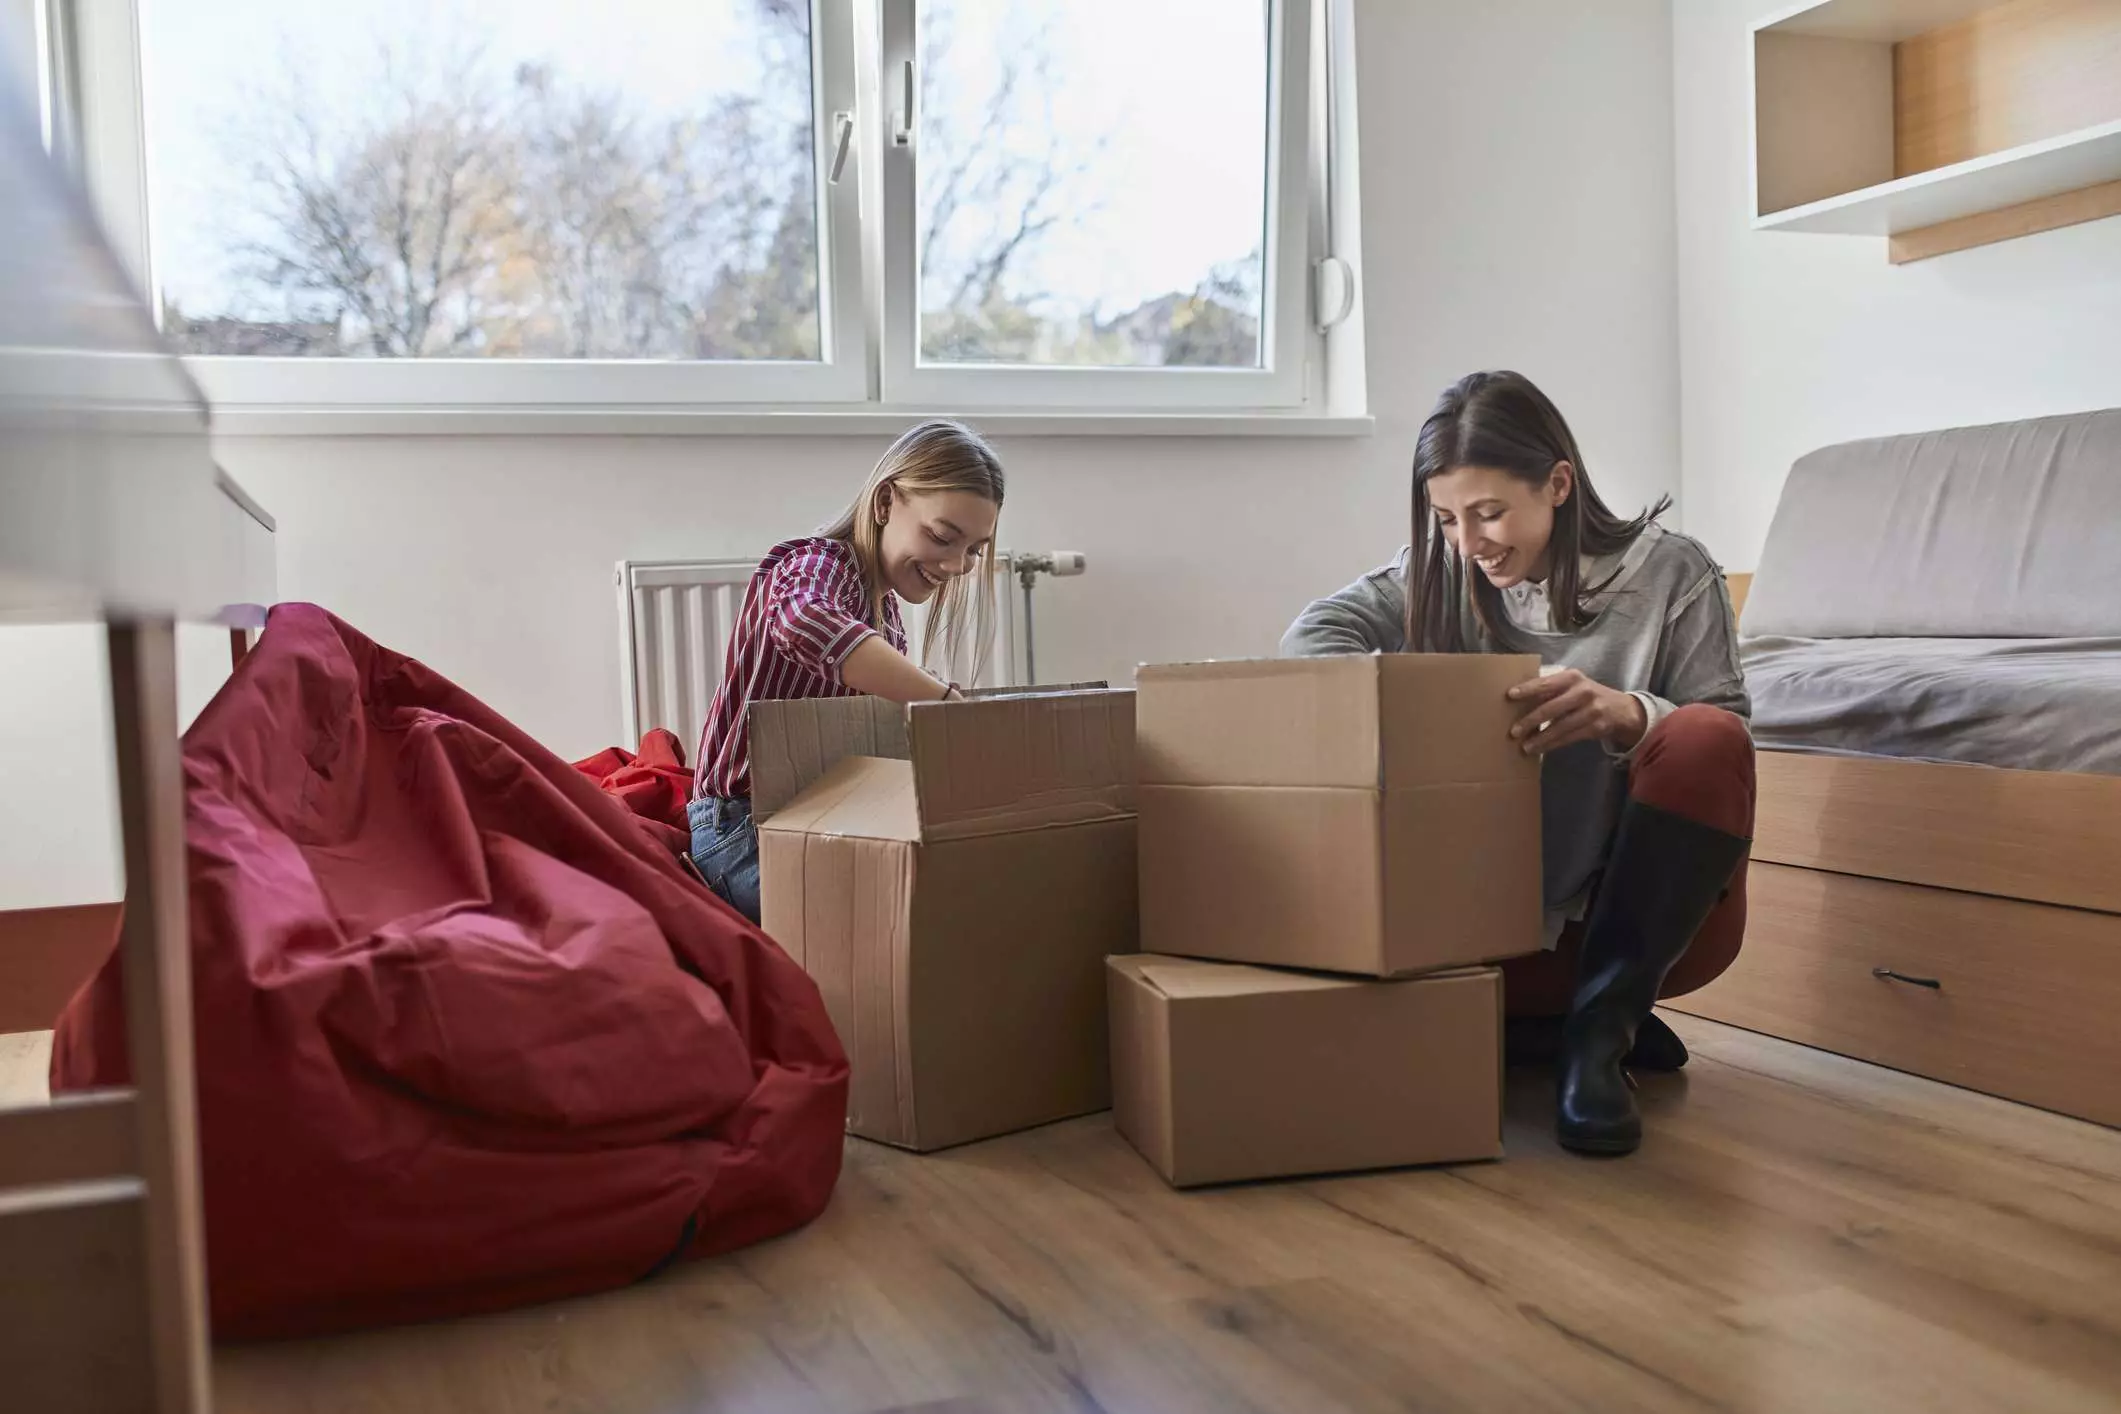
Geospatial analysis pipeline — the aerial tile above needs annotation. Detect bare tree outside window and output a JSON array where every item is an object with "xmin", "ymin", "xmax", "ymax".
[
  {"xmin": 914, "ymin": 0, "xmax": 1268, "ymax": 369},
  {"xmin": 142, "ymin": 0, "xmax": 1271, "ymax": 369}
]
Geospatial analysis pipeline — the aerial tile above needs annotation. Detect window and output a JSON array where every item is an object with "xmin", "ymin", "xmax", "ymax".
[
  {"xmin": 145, "ymin": 0, "xmax": 824, "ymax": 364},
  {"xmin": 40, "ymin": 0, "xmax": 1356, "ymax": 420},
  {"xmin": 880, "ymin": 0, "xmax": 1312, "ymax": 408}
]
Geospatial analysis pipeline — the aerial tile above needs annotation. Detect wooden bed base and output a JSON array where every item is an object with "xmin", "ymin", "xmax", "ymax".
[
  {"xmin": 1667, "ymin": 748, "xmax": 2121, "ymax": 1129},
  {"xmin": 1, "ymin": 624, "xmax": 211, "ymax": 1412}
]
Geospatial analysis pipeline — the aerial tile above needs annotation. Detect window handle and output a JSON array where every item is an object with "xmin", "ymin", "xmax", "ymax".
[
  {"xmin": 1313, "ymin": 255, "xmax": 1355, "ymax": 332},
  {"xmin": 893, "ymin": 60, "xmax": 915, "ymax": 148},
  {"xmin": 1873, "ymin": 967, "xmax": 1942, "ymax": 990},
  {"xmin": 829, "ymin": 111, "xmax": 856, "ymax": 184}
]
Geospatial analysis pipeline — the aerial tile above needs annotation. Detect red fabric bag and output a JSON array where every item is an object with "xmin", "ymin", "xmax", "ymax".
[{"xmin": 51, "ymin": 604, "xmax": 847, "ymax": 1337}]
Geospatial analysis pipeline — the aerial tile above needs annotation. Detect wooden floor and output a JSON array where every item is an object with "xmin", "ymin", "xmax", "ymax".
[{"xmin": 7, "ymin": 1016, "xmax": 2119, "ymax": 1412}]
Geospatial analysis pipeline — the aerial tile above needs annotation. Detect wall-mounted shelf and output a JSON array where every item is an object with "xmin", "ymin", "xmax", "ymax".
[{"xmin": 1751, "ymin": 0, "xmax": 2121, "ymax": 261}]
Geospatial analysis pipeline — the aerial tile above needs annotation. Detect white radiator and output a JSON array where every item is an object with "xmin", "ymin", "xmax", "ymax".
[{"xmin": 615, "ymin": 554, "xmax": 1024, "ymax": 746}]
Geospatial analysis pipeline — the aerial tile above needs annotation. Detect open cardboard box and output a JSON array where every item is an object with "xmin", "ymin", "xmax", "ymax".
[
  {"xmin": 1136, "ymin": 654, "xmax": 1544, "ymax": 978},
  {"xmin": 751, "ymin": 685, "xmax": 1137, "ymax": 1152},
  {"xmin": 1108, "ymin": 953, "xmax": 1504, "ymax": 1187}
]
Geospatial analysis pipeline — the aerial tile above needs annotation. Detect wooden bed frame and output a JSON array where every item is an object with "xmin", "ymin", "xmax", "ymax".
[
  {"xmin": 2, "ymin": 626, "xmax": 213, "ymax": 1413},
  {"xmin": 2, "ymin": 598, "xmax": 268, "ymax": 1413},
  {"xmin": 3, "ymin": 100, "xmax": 276, "ymax": 1395},
  {"xmin": 1668, "ymin": 575, "xmax": 2121, "ymax": 1129}
]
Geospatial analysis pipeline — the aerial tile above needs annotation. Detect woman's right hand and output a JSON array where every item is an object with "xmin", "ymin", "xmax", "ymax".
[{"xmin": 1505, "ymin": 668, "xmax": 1648, "ymax": 755}]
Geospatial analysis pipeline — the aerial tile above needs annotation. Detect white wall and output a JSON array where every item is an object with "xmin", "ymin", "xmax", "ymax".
[
  {"xmin": 1673, "ymin": 0, "xmax": 2121, "ymax": 570},
  {"xmin": 0, "ymin": 623, "xmax": 235, "ymax": 909},
  {"xmin": 213, "ymin": 0, "xmax": 1682, "ymax": 762},
  {"xmin": 4, "ymin": 0, "xmax": 1684, "ymax": 908}
]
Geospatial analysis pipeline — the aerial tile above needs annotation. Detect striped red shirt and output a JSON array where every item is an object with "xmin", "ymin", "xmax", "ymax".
[{"xmin": 694, "ymin": 536, "xmax": 907, "ymax": 800}]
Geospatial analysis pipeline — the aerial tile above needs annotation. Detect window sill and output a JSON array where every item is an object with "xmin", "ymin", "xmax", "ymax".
[{"xmin": 204, "ymin": 406, "xmax": 1377, "ymax": 439}]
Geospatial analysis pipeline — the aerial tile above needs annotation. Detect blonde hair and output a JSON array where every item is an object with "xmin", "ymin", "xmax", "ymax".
[{"xmin": 819, "ymin": 419, "xmax": 1006, "ymax": 682}]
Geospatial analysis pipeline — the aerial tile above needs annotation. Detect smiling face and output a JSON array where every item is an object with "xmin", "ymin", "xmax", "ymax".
[
  {"xmin": 1428, "ymin": 461, "xmax": 1575, "ymax": 589},
  {"xmin": 876, "ymin": 483, "xmax": 999, "ymax": 605}
]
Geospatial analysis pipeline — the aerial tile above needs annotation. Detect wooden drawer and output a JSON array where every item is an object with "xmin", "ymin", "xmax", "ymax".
[
  {"xmin": 1755, "ymin": 750, "xmax": 2121, "ymax": 915},
  {"xmin": 1667, "ymin": 862, "xmax": 2121, "ymax": 1128}
]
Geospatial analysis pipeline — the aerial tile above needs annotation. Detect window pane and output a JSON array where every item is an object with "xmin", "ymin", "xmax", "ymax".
[
  {"xmin": 916, "ymin": 0, "xmax": 1268, "ymax": 370},
  {"xmin": 140, "ymin": 0, "xmax": 820, "ymax": 360}
]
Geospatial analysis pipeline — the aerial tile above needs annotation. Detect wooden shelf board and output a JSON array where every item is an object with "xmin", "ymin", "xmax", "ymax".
[
  {"xmin": 1756, "ymin": 117, "xmax": 2121, "ymax": 234},
  {"xmin": 1756, "ymin": 0, "xmax": 2002, "ymax": 44}
]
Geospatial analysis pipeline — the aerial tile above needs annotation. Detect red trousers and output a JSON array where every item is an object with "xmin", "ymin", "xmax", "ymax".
[{"xmin": 1502, "ymin": 704, "xmax": 1756, "ymax": 1018}]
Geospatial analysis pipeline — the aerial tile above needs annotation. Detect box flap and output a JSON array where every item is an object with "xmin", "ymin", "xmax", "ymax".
[
  {"xmin": 1377, "ymin": 654, "xmax": 1543, "ymax": 787},
  {"xmin": 750, "ymin": 696, "xmax": 910, "ymax": 819},
  {"xmin": 1136, "ymin": 657, "xmax": 1380, "ymax": 788},
  {"xmin": 757, "ymin": 754, "xmax": 922, "ymax": 842},
  {"xmin": 906, "ymin": 689, "xmax": 1136, "ymax": 840},
  {"xmin": 965, "ymin": 680, "xmax": 1108, "ymax": 699},
  {"xmin": 1118, "ymin": 953, "xmax": 1358, "ymax": 1000},
  {"xmin": 906, "ymin": 819, "xmax": 1135, "ymax": 1150}
]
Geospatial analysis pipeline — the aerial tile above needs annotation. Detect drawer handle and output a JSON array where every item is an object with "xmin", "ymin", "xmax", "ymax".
[{"xmin": 1873, "ymin": 967, "xmax": 1941, "ymax": 990}]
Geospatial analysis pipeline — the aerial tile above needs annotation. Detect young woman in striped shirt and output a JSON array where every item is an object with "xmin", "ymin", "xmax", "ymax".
[{"xmin": 689, "ymin": 420, "xmax": 1005, "ymax": 922}]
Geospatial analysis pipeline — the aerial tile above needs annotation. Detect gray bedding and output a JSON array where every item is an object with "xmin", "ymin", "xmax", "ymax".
[{"xmin": 1744, "ymin": 636, "xmax": 2121, "ymax": 776}]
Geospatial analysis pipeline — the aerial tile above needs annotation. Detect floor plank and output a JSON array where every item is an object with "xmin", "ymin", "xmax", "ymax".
[{"xmin": 191, "ymin": 1014, "xmax": 2119, "ymax": 1414}]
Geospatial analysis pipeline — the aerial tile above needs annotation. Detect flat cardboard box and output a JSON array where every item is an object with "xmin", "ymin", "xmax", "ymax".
[
  {"xmin": 1107, "ymin": 953, "xmax": 1503, "ymax": 1187},
  {"xmin": 753, "ymin": 687, "xmax": 1138, "ymax": 1152},
  {"xmin": 1135, "ymin": 654, "xmax": 1544, "ymax": 977}
]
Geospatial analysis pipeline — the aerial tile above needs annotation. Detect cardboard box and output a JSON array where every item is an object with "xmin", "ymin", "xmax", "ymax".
[
  {"xmin": 752, "ymin": 687, "xmax": 1138, "ymax": 1152},
  {"xmin": 1135, "ymin": 654, "xmax": 1544, "ymax": 978},
  {"xmin": 1107, "ymin": 953, "xmax": 1503, "ymax": 1187}
]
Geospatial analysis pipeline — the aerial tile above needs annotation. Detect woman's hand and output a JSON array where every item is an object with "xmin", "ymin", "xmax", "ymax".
[
  {"xmin": 1505, "ymin": 669, "xmax": 1647, "ymax": 756},
  {"xmin": 844, "ymin": 635, "xmax": 956, "ymax": 704}
]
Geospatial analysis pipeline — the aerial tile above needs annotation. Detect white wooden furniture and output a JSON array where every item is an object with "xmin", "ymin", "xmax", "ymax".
[
  {"xmin": 1, "ymin": 85, "xmax": 267, "ymax": 1414},
  {"xmin": 1751, "ymin": 0, "xmax": 2121, "ymax": 261}
]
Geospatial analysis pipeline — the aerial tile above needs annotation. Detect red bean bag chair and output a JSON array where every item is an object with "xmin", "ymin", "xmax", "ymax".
[{"xmin": 50, "ymin": 604, "xmax": 847, "ymax": 1338}]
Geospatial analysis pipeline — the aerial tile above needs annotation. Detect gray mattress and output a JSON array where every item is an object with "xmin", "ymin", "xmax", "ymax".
[{"xmin": 1743, "ymin": 636, "xmax": 2121, "ymax": 776}]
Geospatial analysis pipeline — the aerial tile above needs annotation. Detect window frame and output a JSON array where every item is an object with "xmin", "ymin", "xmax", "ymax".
[
  {"xmin": 58, "ymin": 0, "xmax": 871, "ymax": 410},
  {"xmin": 35, "ymin": 0, "xmax": 1362, "ymax": 425},
  {"xmin": 876, "ymin": 0, "xmax": 1315, "ymax": 411}
]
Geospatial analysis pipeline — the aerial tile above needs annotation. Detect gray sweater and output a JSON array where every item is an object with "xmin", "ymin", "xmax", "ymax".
[{"xmin": 1281, "ymin": 526, "xmax": 1749, "ymax": 945}]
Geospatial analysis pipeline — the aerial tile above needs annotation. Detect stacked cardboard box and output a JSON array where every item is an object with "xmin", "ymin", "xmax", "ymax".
[
  {"xmin": 1113, "ymin": 654, "xmax": 1544, "ymax": 1186},
  {"xmin": 751, "ymin": 687, "xmax": 1138, "ymax": 1152}
]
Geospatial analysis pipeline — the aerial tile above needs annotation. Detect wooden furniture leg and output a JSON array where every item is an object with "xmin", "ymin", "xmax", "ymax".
[{"xmin": 108, "ymin": 618, "xmax": 213, "ymax": 1414}]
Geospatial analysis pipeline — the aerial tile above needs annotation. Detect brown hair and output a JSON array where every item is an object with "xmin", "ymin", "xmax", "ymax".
[
  {"xmin": 820, "ymin": 419, "xmax": 1006, "ymax": 681},
  {"xmin": 1404, "ymin": 370, "xmax": 1668, "ymax": 652}
]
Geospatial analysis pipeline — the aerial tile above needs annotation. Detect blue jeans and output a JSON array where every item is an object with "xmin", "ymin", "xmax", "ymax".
[{"xmin": 688, "ymin": 796, "xmax": 760, "ymax": 923}]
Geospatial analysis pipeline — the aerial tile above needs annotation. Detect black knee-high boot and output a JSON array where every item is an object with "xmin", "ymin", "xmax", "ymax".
[{"xmin": 1558, "ymin": 800, "xmax": 1749, "ymax": 1155}]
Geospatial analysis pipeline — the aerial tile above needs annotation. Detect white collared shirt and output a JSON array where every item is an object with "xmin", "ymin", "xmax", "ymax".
[{"xmin": 1496, "ymin": 528, "xmax": 1669, "ymax": 763}]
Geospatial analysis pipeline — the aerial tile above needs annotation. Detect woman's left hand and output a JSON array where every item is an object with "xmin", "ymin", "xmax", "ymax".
[{"xmin": 1506, "ymin": 669, "xmax": 1647, "ymax": 756}]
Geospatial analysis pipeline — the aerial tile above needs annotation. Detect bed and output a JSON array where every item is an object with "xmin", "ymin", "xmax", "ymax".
[{"xmin": 1668, "ymin": 410, "xmax": 2121, "ymax": 1130}]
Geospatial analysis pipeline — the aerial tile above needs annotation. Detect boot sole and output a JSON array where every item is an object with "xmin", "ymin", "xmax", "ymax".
[{"xmin": 1557, "ymin": 1125, "xmax": 1641, "ymax": 1156}]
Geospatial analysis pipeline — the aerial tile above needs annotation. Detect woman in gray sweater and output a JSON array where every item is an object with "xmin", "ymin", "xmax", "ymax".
[{"xmin": 1283, "ymin": 370, "xmax": 1753, "ymax": 1156}]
